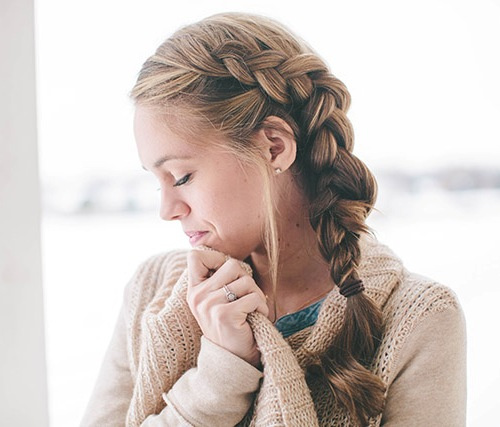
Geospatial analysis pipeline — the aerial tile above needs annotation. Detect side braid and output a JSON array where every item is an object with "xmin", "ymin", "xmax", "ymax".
[{"xmin": 299, "ymin": 82, "xmax": 386, "ymax": 424}]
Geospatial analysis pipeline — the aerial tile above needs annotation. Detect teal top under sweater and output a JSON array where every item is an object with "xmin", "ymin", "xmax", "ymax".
[{"xmin": 274, "ymin": 297, "xmax": 326, "ymax": 338}]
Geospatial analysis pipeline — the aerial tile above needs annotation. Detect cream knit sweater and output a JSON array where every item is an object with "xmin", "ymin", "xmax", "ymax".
[{"xmin": 82, "ymin": 237, "xmax": 466, "ymax": 426}]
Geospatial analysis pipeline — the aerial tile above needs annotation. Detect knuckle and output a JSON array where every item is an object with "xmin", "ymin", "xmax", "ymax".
[
  {"xmin": 241, "ymin": 275, "xmax": 254, "ymax": 287},
  {"xmin": 250, "ymin": 292, "xmax": 261, "ymax": 304},
  {"xmin": 225, "ymin": 258, "xmax": 240, "ymax": 270},
  {"xmin": 186, "ymin": 250, "xmax": 200, "ymax": 265},
  {"xmin": 252, "ymin": 291, "xmax": 267, "ymax": 307}
]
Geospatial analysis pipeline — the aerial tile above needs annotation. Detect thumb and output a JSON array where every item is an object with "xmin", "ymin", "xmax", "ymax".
[{"xmin": 186, "ymin": 248, "xmax": 227, "ymax": 287}]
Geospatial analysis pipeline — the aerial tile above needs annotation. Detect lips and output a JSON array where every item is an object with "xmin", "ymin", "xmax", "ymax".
[{"xmin": 185, "ymin": 231, "xmax": 208, "ymax": 246}]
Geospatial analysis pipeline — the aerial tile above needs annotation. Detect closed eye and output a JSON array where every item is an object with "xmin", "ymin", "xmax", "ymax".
[{"xmin": 174, "ymin": 173, "xmax": 192, "ymax": 187}]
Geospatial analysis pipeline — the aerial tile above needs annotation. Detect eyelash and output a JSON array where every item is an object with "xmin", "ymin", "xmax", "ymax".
[
  {"xmin": 156, "ymin": 173, "xmax": 193, "ymax": 191},
  {"xmin": 174, "ymin": 173, "xmax": 192, "ymax": 187}
]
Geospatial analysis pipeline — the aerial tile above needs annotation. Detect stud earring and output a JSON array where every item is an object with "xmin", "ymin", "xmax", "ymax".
[{"xmin": 275, "ymin": 168, "xmax": 282, "ymax": 174}]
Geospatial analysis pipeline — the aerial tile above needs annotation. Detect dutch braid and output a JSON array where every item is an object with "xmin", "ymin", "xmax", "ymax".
[
  {"xmin": 131, "ymin": 13, "xmax": 385, "ymax": 424},
  {"xmin": 298, "ymin": 83, "xmax": 386, "ymax": 424}
]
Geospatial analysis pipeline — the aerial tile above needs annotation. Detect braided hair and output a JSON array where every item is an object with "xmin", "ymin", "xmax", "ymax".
[{"xmin": 131, "ymin": 13, "xmax": 385, "ymax": 424}]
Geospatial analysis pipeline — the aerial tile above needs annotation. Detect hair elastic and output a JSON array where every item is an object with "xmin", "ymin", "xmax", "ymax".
[{"xmin": 339, "ymin": 278, "xmax": 365, "ymax": 298}]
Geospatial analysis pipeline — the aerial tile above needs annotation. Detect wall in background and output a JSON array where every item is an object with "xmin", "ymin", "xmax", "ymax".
[{"xmin": 0, "ymin": 0, "xmax": 49, "ymax": 425}]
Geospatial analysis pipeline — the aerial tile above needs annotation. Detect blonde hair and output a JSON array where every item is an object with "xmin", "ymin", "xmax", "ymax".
[{"xmin": 131, "ymin": 13, "xmax": 385, "ymax": 424}]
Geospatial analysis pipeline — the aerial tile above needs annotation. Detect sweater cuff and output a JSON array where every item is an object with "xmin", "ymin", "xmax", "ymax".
[{"xmin": 164, "ymin": 336, "xmax": 262, "ymax": 426}]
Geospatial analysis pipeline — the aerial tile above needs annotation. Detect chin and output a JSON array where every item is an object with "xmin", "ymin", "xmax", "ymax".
[
  {"xmin": 207, "ymin": 245, "xmax": 251, "ymax": 262},
  {"xmin": 201, "ymin": 236, "xmax": 263, "ymax": 262}
]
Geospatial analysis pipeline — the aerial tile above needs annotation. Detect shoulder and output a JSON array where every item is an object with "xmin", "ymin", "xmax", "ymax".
[
  {"xmin": 376, "ymin": 270, "xmax": 466, "ymax": 382},
  {"xmin": 359, "ymin": 234, "xmax": 462, "ymax": 320},
  {"xmin": 382, "ymin": 260, "xmax": 464, "ymax": 351},
  {"xmin": 388, "ymin": 270, "xmax": 463, "ymax": 325}
]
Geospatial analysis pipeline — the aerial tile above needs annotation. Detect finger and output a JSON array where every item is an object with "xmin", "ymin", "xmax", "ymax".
[
  {"xmin": 203, "ymin": 258, "xmax": 249, "ymax": 292},
  {"xmin": 217, "ymin": 275, "xmax": 264, "ymax": 303},
  {"xmin": 230, "ymin": 291, "xmax": 269, "ymax": 318},
  {"xmin": 187, "ymin": 249, "xmax": 227, "ymax": 287}
]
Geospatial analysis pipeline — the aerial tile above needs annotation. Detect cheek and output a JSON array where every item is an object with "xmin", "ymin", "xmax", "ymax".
[
  {"xmin": 209, "ymin": 180, "xmax": 263, "ymax": 224},
  {"xmin": 200, "ymin": 158, "xmax": 267, "ymax": 225},
  {"xmin": 228, "ymin": 181, "xmax": 266, "ymax": 226}
]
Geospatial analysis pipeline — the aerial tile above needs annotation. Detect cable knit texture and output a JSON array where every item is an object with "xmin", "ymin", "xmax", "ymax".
[{"xmin": 123, "ymin": 237, "xmax": 461, "ymax": 426}]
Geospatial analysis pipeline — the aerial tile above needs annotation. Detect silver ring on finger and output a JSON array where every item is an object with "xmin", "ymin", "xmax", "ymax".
[{"xmin": 223, "ymin": 285, "xmax": 238, "ymax": 302}]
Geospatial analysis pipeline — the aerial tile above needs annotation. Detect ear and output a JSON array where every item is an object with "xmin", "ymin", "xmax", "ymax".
[{"xmin": 257, "ymin": 116, "xmax": 297, "ymax": 173}]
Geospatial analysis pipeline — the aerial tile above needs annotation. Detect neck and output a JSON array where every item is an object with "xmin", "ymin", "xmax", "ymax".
[{"xmin": 248, "ymin": 177, "xmax": 333, "ymax": 321}]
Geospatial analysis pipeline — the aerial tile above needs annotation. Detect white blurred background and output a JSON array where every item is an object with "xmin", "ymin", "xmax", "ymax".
[{"xmin": 35, "ymin": 0, "xmax": 500, "ymax": 425}]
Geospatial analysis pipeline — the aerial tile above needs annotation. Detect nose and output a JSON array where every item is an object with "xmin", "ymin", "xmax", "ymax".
[{"xmin": 159, "ymin": 190, "xmax": 190, "ymax": 221}]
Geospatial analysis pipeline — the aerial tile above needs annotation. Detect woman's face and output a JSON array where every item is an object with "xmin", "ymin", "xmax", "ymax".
[{"xmin": 134, "ymin": 106, "xmax": 268, "ymax": 260}]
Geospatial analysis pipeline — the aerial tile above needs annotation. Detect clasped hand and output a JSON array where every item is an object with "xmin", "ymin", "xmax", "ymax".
[{"xmin": 186, "ymin": 250, "xmax": 268, "ymax": 368}]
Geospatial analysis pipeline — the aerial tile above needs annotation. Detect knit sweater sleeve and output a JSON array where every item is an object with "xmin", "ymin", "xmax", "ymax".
[
  {"xmin": 81, "ymin": 252, "xmax": 263, "ymax": 426},
  {"xmin": 80, "ymin": 303, "xmax": 134, "ymax": 426},
  {"xmin": 80, "ymin": 306, "xmax": 261, "ymax": 427},
  {"xmin": 381, "ymin": 303, "xmax": 467, "ymax": 426},
  {"xmin": 143, "ymin": 336, "xmax": 263, "ymax": 426}
]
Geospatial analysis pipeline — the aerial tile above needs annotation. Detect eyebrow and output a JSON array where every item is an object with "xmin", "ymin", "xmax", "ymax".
[{"xmin": 142, "ymin": 154, "xmax": 192, "ymax": 171}]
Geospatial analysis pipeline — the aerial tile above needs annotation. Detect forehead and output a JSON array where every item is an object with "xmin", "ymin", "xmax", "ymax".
[
  {"xmin": 134, "ymin": 106, "xmax": 211, "ymax": 159},
  {"xmin": 134, "ymin": 105, "xmax": 191, "ymax": 142}
]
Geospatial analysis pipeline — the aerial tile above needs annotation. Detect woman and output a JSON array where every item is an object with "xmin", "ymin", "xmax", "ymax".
[{"xmin": 82, "ymin": 13, "xmax": 466, "ymax": 426}]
